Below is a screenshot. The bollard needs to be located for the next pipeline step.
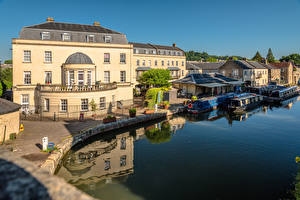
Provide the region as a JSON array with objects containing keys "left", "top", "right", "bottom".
[
  {"left": 42, "top": 137, "right": 48, "bottom": 151},
  {"left": 53, "top": 112, "right": 56, "bottom": 121}
]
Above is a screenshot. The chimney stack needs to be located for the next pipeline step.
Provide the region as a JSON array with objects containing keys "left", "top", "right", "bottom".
[
  {"left": 93, "top": 21, "right": 100, "bottom": 26},
  {"left": 46, "top": 17, "right": 54, "bottom": 22},
  {"left": 172, "top": 43, "right": 176, "bottom": 47}
]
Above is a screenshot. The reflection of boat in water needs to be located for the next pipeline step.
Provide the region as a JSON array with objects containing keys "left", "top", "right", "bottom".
[
  {"left": 228, "top": 93, "right": 264, "bottom": 114},
  {"left": 279, "top": 96, "right": 299, "bottom": 110}
]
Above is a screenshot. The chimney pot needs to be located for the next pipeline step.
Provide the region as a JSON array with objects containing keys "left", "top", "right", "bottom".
[
  {"left": 172, "top": 43, "right": 176, "bottom": 47},
  {"left": 50, "top": 17, "right": 54, "bottom": 22},
  {"left": 93, "top": 21, "right": 100, "bottom": 26}
]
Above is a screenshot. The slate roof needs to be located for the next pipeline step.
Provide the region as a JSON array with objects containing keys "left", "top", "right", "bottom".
[
  {"left": 270, "top": 62, "right": 293, "bottom": 68},
  {"left": 234, "top": 60, "right": 266, "bottom": 69},
  {"left": 173, "top": 73, "right": 243, "bottom": 88},
  {"left": 167, "top": 67, "right": 181, "bottom": 71},
  {"left": 190, "top": 62, "right": 225, "bottom": 70},
  {"left": 65, "top": 52, "right": 94, "bottom": 64},
  {"left": 0, "top": 98, "right": 21, "bottom": 115},
  {"left": 25, "top": 22, "right": 121, "bottom": 34},
  {"left": 130, "top": 42, "right": 184, "bottom": 52}
]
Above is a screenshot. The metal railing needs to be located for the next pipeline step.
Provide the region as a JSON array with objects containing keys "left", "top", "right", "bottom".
[{"left": 39, "top": 83, "right": 117, "bottom": 93}]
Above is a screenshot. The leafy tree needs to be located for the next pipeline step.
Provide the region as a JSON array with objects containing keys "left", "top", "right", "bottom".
[
  {"left": 205, "top": 57, "right": 218, "bottom": 62},
  {"left": 185, "top": 51, "right": 245, "bottom": 62},
  {"left": 252, "top": 51, "right": 264, "bottom": 62},
  {"left": 145, "top": 88, "right": 164, "bottom": 108},
  {"left": 266, "top": 48, "right": 275, "bottom": 63},
  {"left": 138, "top": 69, "right": 171, "bottom": 88},
  {"left": 280, "top": 54, "right": 300, "bottom": 65},
  {"left": 4, "top": 60, "right": 12, "bottom": 64},
  {"left": 0, "top": 68, "right": 12, "bottom": 90},
  {"left": 0, "top": 82, "right": 2, "bottom": 97}
]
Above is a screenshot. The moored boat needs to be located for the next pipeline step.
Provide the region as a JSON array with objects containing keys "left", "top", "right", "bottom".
[
  {"left": 228, "top": 93, "right": 264, "bottom": 114},
  {"left": 187, "top": 93, "right": 235, "bottom": 114},
  {"left": 266, "top": 86, "right": 299, "bottom": 103}
]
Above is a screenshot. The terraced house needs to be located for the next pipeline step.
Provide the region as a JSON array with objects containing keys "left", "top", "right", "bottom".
[
  {"left": 131, "top": 42, "right": 186, "bottom": 85},
  {"left": 12, "top": 19, "right": 135, "bottom": 118}
]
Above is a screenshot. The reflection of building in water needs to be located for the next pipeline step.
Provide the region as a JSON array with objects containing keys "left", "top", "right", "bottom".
[
  {"left": 169, "top": 117, "right": 186, "bottom": 132},
  {"left": 57, "top": 132, "right": 134, "bottom": 186}
]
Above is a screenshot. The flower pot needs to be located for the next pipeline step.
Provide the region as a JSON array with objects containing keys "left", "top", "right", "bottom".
[
  {"left": 103, "top": 117, "right": 116, "bottom": 124},
  {"left": 129, "top": 112, "right": 136, "bottom": 118},
  {"left": 144, "top": 110, "right": 155, "bottom": 114}
]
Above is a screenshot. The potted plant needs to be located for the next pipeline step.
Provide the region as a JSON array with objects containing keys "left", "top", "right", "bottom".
[
  {"left": 191, "top": 96, "right": 198, "bottom": 102},
  {"left": 163, "top": 101, "right": 170, "bottom": 109},
  {"left": 129, "top": 108, "right": 136, "bottom": 118},
  {"left": 103, "top": 115, "right": 116, "bottom": 124}
]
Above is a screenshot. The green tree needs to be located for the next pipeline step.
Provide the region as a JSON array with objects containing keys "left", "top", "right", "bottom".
[
  {"left": 4, "top": 60, "right": 12, "bottom": 64},
  {"left": 280, "top": 54, "right": 300, "bottom": 65},
  {"left": 0, "top": 82, "right": 2, "bottom": 97},
  {"left": 0, "top": 68, "right": 12, "bottom": 90},
  {"left": 252, "top": 51, "right": 264, "bottom": 62},
  {"left": 138, "top": 69, "right": 171, "bottom": 88},
  {"left": 266, "top": 48, "right": 275, "bottom": 63}
]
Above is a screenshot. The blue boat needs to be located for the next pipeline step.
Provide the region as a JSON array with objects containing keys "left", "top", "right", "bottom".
[{"left": 187, "top": 93, "right": 235, "bottom": 114}]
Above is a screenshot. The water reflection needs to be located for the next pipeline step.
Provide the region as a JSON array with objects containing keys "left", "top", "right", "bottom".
[{"left": 56, "top": 96, "right": 300, "bottom": 200}]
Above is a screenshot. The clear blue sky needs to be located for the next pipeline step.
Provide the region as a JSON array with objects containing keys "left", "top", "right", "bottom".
[{"left": 0, "top": 0, "right": 299, "bottom": 61}]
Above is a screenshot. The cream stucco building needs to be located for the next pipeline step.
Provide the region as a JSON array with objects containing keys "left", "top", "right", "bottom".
[
  {"left": 12, "top": 19, "right": 186, "bottom": 118},
  {"left": 131, "top": 43, "right": 186, "bottom": 84}
]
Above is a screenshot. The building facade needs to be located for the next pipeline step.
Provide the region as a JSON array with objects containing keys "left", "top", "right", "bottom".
[
  {"left": 13, "top": 20, "right": 134, "bottom": 118},
  {"left": 131, "top": 43, "right": 186, "bottom": 84},
  {"left": 270, "top": 62, "right": 295, "bottom": 85},
  {"left": 219, "top": 60, "right": 268, "bottom": 86},
  {"left": 12, "top": 19, "right": 187, "bottom": 118}
]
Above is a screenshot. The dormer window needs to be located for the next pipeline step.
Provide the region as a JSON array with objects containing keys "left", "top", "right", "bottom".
[
  {"left": 144, "top": 49, "right": 147, "bottom": 54},
  {"left": 104, "top": 35, "right": 112, "bottom": 43},
  {"left": 87, "top": 35, "right": 95, "bottom": 42},
  {"left": 62, "top": 33, "right": 71, "bottom": 41},
  {"left": 41, "top": 32, "right": 50, "bottom": 40}
]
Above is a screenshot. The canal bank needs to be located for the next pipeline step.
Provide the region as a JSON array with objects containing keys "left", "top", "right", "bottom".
[{"left": 40, "top": 111, "right": 169, "bottom": 174}]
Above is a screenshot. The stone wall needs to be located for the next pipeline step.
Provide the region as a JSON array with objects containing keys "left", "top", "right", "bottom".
[
  {"left": 0, "top": 147, "right": 95, "bottom": 200},
  {"left": 41, "top": 112, "right": 167, "bottom": 174},
  {"left": 0, "top": 111, "right": 20, "bottom": 142}
]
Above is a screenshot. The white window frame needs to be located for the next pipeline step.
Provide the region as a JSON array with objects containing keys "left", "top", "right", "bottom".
[
  {"left": 21, "top": 94, "right": 29, "bottom": 111},
  {"left": 62, "top": 33, "right": 71, "bottom": 41},
  {"left": 60, "top": 99, "right": 68, "bottom": 112},
  {"left": 23, "top": 50, "right": 31, "bottom": 63},
  {"left": 44, "top": 98, "right": 49, "bottom": 112},
  {"left": 120, "top": 71, "right": 126, "bottom": 83},
  {"left": 120, "top": 53, "right": 126, "bottom": 64},
  {"left": 142, "top": 60, "right": 145, "bottom": 66},
  {"left": 87, "top": 35, "right": 95, "bottom": 42},
  {"left": 104, "top": 35, "right": 112, "bottom": 43},
  {"left": 24, "top": 71, "right": 31, "bottom": 85},
  {"left": 100, "top": 97, "right": 106, "bottom": 110},
  {"left": 155, "top": 60, "right": 158, "bottom": 66},
  {"left": 78, "top": 71, "right": 84, "bottom": 86},
  {"left": 41, "top": 32, "right": 50, "bottom": 40},
  {"left": 87, "top": 71, "right": 92, "bottom": 86},
  {"left": 104, "top": 71, "right": 110, "bottom": 83},
  {"left": 68, "top": 70, "right": 74, "bottom": 85},
  {"left": 44, "top": 51, "right": 52, "bottom": 63},
  {"left": 104, "top": 53, "right": 110, "bottom": 63},
  {"left": 45, "top": 71, "right": 52, "bottom": 84},
  {"left": 136, "top": 59, "right": 140, "bottom": 66},
  {"left": 148, "top": 60, "right": 151, "bottom": 66},
  {"left": 81, "top": 99, "right": 89, "bottom": 111}
]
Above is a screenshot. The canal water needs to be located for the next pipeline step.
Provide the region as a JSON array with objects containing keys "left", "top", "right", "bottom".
[{"left": 56, "top": 96, "right": 300, "bottom": 200}]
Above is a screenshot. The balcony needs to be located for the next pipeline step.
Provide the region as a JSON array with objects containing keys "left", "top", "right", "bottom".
[{"left": 39, "top": 83, "right": 117, "bottom": 93}]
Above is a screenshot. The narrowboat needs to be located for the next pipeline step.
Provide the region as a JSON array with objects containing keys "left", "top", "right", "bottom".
[
  {"left": 187, "top": 93, "right": 235, "bottom": 114},
  {"left": 228, "top": 93, "right": 264, "bottom": 114},
  {"left": 266, "top": 86, "right": 299, "bottom": 103}
]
